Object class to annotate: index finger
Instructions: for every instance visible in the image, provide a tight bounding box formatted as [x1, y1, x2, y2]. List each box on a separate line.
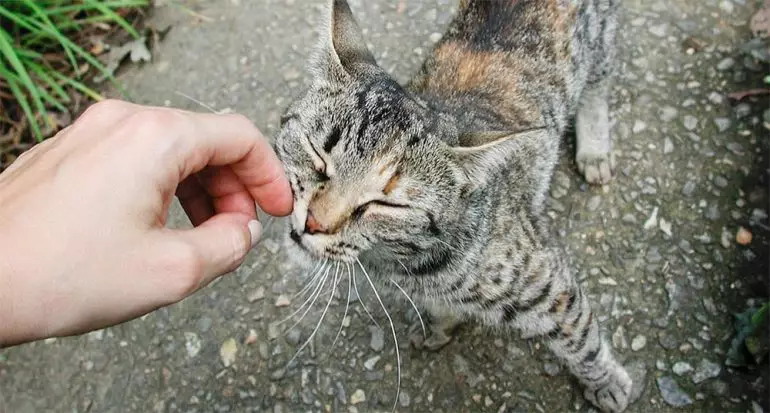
[144, 110, 293, 217]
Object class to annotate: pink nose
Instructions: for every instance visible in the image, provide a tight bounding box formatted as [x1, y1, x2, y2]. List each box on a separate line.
[305, 210, 326, 234]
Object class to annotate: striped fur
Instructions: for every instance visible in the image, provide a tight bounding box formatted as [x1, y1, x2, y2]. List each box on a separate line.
[275, 0, 630, 411]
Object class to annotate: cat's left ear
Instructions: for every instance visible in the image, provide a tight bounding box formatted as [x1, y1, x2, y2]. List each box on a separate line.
[312, 0, 378, 82]
[451, 128, 552, 189]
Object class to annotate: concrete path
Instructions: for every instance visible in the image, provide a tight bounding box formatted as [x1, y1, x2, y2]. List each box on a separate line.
[1, 0, 767, 412]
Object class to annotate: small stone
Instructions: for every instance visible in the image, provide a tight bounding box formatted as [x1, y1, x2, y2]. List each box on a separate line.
[586, 195, 602, 211]
[248, 287, 265, 302]
[363, 356, 381, 370]
[472, 394, 482, 403]
[659, 219, 672, 236]
[275, 295, 290, 307]
[672, 361, 694, 376]
[632, 120, 647, 133]
[598, 277, 618, 286]
[716, 57, 735, 71]
[543, 362, 561, 376]
[657, 376, 693, 407]
[429, 32, 442, 43]
[643, 206, 659, 230]
[679, 342, 693, 353]
[656, 360, 667, 371]
[612, 325, 628, 350]
[752, 401, 763, 413]
[735, 103, 751, 118]
[683, 115, 698, 131]
[660, 106, 678, 122]
[286, 329, 301, 346]
[708, 92, 724, 104]
[631, 335, 647, 351]
[622, 213, 637, 224]
[485, 396, 494, 407]
[649, 24, 667, 37]
[184, 332, 202, 358]
[663, 137, 674, 154]
[702, 298, 718, 315]
[399, 391, 411, 407]
[721, 228, 732, 248]
[369, 326, 384, 351]
[220, 338, 238, 367]
[658, 332, 678, 350]
[267, 323, 280, 340]
[719, 0, 734, 13]
[714, 117, 731, 132]
[682, 181, 696, 196]
[350, 389, 366, 405]
[736, 227, 752, 245]
[244, 329, 258, 345]
[692, 359, 721, 384]
[713, 175, 728, 188]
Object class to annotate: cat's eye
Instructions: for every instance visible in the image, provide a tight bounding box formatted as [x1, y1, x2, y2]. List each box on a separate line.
[352, 200, 409, 220]
[304, 137, 329, 179]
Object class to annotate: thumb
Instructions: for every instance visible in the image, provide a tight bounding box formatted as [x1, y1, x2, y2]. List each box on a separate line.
[177, 213, 262, 285]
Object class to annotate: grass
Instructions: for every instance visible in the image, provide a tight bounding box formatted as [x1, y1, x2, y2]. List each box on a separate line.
[0, 0, 149, 146]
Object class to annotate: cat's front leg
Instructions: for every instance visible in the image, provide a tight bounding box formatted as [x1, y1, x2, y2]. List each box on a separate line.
[540, 286, 632, 413]
[575, 78, 616, 185]
[408, 303, 462, 351]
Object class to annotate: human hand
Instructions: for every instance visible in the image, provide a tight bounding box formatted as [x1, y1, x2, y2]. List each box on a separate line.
[0, 100, 292, 347]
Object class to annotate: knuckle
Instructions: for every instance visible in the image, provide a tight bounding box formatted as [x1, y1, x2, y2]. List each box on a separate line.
[80, 99, 126, 119]
[131, 109, 184, 131]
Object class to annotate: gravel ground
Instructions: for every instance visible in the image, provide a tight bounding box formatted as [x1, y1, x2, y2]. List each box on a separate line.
[1, 0, 768, 412]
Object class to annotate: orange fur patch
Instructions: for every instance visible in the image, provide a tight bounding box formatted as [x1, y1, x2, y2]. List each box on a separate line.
[383, 172, 401, 194]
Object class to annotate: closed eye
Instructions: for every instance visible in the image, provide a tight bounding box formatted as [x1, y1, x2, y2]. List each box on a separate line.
[353, 200, 410, 220]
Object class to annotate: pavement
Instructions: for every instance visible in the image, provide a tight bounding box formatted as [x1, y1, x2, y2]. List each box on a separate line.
[1, 0, 768, 412]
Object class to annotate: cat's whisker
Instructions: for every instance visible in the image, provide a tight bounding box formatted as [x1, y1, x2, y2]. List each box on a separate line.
[331, 263, 353, 350]
[277, 260, 328, 325]
[287, 262, 339, 368]
[283, 264, 331, 332]
[173, 90, 220, 114]
[292, 259, 326, 299]
[352, 264, 381, 329]
[390, 273, 425, 339]
[356, 258, 400, 413]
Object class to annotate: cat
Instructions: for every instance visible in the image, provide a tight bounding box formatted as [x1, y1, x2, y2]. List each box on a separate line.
[274, 0, 632, 412]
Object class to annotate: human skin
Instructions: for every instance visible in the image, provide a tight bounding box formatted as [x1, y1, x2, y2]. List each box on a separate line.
[0, 99, 293, 347]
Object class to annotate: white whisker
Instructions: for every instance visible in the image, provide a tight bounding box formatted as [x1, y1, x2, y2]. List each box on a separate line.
[352, 264, 381, 328]
[390, 275, 425, 339]
[356, 258, 400, 413]
[278, 261, 328, 325]
[174, 90, 220, 114]
[293, 259, 327, 299]
[331, 263, 353, 350]
[283, 264, 331, 332]
[287, 262, 339, 367]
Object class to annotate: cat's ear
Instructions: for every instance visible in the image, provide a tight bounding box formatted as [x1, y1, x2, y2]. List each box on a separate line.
[451, 128, 553, 189]
[311, 0, 378, 82]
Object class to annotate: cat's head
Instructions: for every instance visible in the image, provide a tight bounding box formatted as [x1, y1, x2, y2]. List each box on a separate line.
[275, 0, 547, 264]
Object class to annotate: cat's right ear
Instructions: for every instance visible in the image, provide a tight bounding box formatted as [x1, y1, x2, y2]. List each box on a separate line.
[310, 0, 378, 83]
[450, 128, 553, 190]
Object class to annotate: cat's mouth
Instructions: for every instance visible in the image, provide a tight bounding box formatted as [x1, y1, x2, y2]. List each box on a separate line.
[289, 229, 359, 263]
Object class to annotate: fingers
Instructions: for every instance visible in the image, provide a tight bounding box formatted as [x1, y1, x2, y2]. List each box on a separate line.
[175, 175, 215, 226]
[167, 213, 262, 295]
[156, 111, 293, 217]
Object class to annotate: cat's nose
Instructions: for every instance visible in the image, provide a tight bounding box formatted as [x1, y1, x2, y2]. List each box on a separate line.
[305, 210, 326, 234]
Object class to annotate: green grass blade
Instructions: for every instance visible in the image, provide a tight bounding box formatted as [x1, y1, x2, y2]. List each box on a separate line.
[43, 1, 149, 16]
[50, 70, 104, 102]
[0, 28, 52, 133]
[84, 0, 141, 39]
[27, 61, 70, 103]
[0, 66, 43, 141]
[20, 0, 80, 72]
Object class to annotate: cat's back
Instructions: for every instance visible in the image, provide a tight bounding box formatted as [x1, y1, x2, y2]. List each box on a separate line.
[409, 0, 616, 133]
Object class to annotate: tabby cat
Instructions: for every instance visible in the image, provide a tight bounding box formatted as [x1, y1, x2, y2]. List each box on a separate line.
[275, 0, 632, 411]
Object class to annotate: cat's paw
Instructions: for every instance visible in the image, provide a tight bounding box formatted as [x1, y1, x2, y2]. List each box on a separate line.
[576, 150, 615, 186]
[583, 367, 633, 413]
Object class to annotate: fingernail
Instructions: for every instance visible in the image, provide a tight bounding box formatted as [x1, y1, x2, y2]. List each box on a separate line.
[248, 220, 262, 249]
